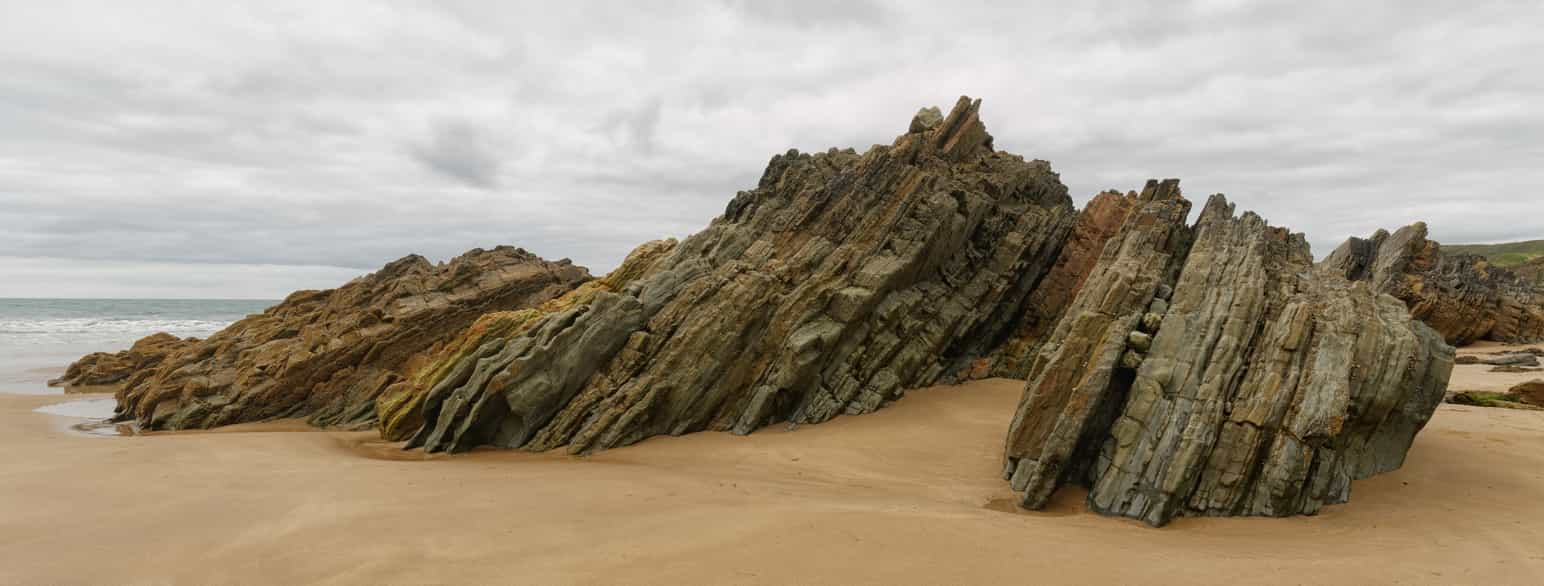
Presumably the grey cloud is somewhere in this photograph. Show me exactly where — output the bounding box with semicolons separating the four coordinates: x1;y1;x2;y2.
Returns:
1;0;1542;298
410;121;506;189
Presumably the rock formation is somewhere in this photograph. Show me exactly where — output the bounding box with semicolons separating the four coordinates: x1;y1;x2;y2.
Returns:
1002;187;1454;526
1321;223;1544;345
49;333;194;393
375;239;678;441
406;97;1083;454
106;246;589;430
981;190;1140;379
66;95;1456;526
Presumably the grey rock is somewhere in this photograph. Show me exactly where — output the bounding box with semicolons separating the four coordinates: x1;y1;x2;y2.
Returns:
409;97;1082;455
1003;187;1454;527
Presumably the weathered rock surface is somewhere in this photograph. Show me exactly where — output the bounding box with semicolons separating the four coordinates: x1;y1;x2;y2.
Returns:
105;247;590;430
982;189;1140;379
407;97;1082;454
1003;187;1454;526
49;333;194;393
1321;223;1544;345
375;239;678;441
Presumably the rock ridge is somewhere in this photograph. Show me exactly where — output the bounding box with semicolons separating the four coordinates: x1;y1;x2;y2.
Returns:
99;246;590;430
1321;223;1544;344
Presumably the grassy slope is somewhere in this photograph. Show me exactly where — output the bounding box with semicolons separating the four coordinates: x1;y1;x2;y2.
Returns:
1445;239;1544;267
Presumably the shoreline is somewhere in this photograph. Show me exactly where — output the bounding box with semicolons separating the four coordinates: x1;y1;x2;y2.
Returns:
4;377;1543;584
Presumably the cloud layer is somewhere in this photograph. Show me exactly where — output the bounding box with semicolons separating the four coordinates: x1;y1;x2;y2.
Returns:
2;1;1541;298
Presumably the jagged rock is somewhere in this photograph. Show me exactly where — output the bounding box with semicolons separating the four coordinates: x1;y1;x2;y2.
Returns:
407;97;1082;454
49;333;194;393
101;247;589;430
1321;223;1544;345
1004;187;1454;527
375;239;678;441
985;190;1140;379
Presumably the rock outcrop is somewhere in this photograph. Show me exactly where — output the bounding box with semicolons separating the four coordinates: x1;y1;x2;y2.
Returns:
982;189;1140;379
1321;223;1544;345
1003;188;1454;526
375;239;678;441
406;97;1083;454
106;246;590;430
49;333;194;393
68;95;1455;526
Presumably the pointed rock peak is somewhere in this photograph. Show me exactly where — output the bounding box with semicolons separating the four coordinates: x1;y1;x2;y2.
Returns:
908;106;944;134
1196;192;1238;225
923;95;994;162
1137;178;1186;204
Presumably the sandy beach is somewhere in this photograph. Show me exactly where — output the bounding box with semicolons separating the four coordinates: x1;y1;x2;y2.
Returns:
1450;342;1544;392
3;377;1542;585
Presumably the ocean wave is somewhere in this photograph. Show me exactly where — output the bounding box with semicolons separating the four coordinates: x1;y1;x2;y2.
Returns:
0;318;233;337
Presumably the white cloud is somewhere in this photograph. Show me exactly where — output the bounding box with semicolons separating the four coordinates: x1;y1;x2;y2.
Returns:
1;0;1541;297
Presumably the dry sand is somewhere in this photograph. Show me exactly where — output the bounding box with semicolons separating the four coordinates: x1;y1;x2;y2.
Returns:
3;377;1543;585
1450;341;1544;392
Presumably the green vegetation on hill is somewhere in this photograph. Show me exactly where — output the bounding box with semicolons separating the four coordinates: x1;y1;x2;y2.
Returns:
1446;239;1544;267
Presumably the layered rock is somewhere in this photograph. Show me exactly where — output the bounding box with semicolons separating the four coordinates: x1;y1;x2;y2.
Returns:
407;97;1082;454
375;239;678;441
49;333;194;393
982;189;1140;379
106;246;590;430
1321;223;1544;345
1004;187;1454;526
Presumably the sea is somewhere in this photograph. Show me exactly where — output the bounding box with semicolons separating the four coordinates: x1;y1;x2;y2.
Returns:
0;298;275;399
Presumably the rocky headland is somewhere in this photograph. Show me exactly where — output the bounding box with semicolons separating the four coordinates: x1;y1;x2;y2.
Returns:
58;97;1483;525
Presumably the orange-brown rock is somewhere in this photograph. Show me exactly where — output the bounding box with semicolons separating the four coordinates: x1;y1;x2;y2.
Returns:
1321;223;1544;345
100;246;590;430
1512;379;1544;406
49;333;194;393
984;189;1139;378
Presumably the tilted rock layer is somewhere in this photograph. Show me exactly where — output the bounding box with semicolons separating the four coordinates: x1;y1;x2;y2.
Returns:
107;247;590;430
50;333;194;393
982;189;1139;379
1003;187;1454;526
408;97;1083;454
68;96;1454;525
375;239;679;441
1321;223;1544;345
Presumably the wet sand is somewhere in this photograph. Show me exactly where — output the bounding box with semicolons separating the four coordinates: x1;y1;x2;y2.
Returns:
2;378;1542;585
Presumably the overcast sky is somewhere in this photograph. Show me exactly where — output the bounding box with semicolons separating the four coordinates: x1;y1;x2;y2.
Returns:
2;1;1541;298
